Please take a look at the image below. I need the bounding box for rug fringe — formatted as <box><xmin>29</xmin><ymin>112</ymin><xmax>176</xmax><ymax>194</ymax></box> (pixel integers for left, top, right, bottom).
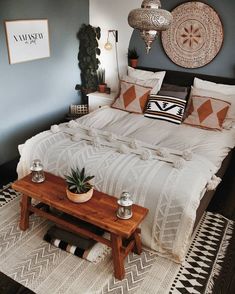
<box><xmin>205</xmin><ymin>220</ymin><xmax>234</xmax><ymax>294</ymax></box>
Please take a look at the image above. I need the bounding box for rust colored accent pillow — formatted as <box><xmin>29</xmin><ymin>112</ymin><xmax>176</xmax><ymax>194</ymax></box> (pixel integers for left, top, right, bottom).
<box><xmin>111</xmin><ymin>80</ymin><xmax>151</xmax><ymax>113</ymax></box>
<box><xmin>183</xmin><ymin>95</ymin><xmax>231</xmax><ymax>130</ymax></box>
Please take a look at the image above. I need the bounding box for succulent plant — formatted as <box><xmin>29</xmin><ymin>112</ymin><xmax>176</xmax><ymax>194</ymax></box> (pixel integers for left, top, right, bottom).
<box><xmin>97</xmin><ymin>68</ymin><xmax>105</xmax><ymax>85</ymax></box>
<box><xmin>128</xmin><ymin>48</ymin><xmax>139</xmax><ymax>59</ymax></box>
<box><xmin>65</xmin><ymin>167</ymin><xmax>94</xmax><ymax>194</ymax></box>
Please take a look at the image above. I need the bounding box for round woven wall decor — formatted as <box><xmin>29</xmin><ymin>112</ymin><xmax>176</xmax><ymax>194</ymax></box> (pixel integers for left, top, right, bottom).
<box><xmin>161</xmin><ymin>2</ymin><xmax>223</xmax><ymax>68</ymax></box>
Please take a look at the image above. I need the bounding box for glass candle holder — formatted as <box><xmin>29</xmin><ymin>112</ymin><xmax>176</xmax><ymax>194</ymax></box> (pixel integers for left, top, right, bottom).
<box><xmin>30</xmin><ymin>159</ymin><xmax>45</xmax><ymax>183</ymax></box>
<box><xmin>117</xmin><ymin>191</ymin><xmax>133</xmax><ymax>219</ymax></box>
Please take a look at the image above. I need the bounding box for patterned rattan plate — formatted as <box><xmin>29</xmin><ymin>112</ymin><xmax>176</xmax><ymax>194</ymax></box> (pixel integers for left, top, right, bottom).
<box><xmin>161</xmin><ymin>2</ymin><xmax>223</xmax><ymax>68</ymax></box>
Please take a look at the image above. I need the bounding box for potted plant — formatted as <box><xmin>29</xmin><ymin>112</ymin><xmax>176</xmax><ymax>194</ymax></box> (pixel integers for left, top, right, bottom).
<box><xmin>65</xmin><ymin>167</ymin><xmax>95</xmax><ymax>203</ymax></box>
<box><xmin>75</xmin><ymin>24</ymin><xmax>101</xmax><ymax>103</ymax></box>
<box><xmin>128</xmin><ymin>48</ymin><xmax>139</xmax><ymax>68</ymax></box>
<box><xmin>97</xmin><ymin>68</ymin><xmax>106</xmax><ymax>93</ymax></box>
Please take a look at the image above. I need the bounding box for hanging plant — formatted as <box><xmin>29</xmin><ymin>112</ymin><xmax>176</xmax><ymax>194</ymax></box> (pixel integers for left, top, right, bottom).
<box><xmin>75</xmin><ymin>24</ymin><xmax>101</xmax><ymax>103</ymax></box>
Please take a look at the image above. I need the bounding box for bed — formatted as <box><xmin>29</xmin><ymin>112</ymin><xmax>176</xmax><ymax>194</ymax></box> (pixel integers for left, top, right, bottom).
<box><xmin>17</xmin><ymin>67</ymin><xmax>235</xmax><ymax>263</ymax></box>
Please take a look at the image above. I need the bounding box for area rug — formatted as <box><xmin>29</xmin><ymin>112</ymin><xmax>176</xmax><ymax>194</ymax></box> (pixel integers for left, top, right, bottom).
<box><xmin>0</xmin><ymin>185</ymin><xmax>234</xmax><ymax>294</ymax></box>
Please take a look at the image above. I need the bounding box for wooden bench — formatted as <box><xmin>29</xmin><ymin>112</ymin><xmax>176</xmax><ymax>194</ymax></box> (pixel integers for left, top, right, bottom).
<box><xmin>12</xmin><ymin>172</ymin><xmax>148</xmax><ymax>280</ymax></box>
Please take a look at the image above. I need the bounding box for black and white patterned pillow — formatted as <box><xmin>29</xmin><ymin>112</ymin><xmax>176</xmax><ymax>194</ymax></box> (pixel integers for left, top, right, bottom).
<box><xmin>144</xmin><ymin>95</ymin><xmax>186</xmax><ymax>124</ymax></box>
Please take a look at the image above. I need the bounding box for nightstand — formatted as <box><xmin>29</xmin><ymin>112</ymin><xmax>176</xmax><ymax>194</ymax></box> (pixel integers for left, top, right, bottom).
<box><xmin>87</xmin><ymin>91</ymin><xmax>117</xmax><ymax>112</ymax></box>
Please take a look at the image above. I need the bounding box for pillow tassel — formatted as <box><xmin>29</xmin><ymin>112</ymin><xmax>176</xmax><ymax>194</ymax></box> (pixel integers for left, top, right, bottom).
<box><xmin>130</xmin><ymin>139</ymin><xmax>141</xmax><ymax>149</ymax></box>
<box><xmin>173</xmin><ymin>158</ymin><xmax>185</xmax><ymax>169</ymax></box>
<box><xmin>207</xmin><ymin>175</ymin><xmax>221</xmax><ymax>191</ymax></box>
<box><xmin>68</xmin><ymin>120</ymin><xmax>79</xmax><ymax>129</ymax></box>
<box><xmin>107</xmin><ymin>133</ymin><xmax>117</xmax><ymax>142</ymax></box>
<box><xmin>92</xmin><ymin>137</ymin><xmax>101</xmax><ymax>148</ymax></box>
<box><xmin>51</xmin><ymin>125</ymin><xmax>60</xmax><ymax>133</ymax></box>
<box><xmin>118</xmin><ymin>144</ymin><xmax>130</xmax><ymax>154</ymax></box>
<box><xmin>88</xmin><ymin>128</ymin><xmax>97</xmax><ymax>137</ymax></box>
<box><xmin>156</xmin><ymin>148</ymin><xmax>170</xmax><ymax>158</ymax></box>
<box><xmin>140</xmin><ymin>149</ymin><xmax>152</xmax><ymax>160</ymax></box>
<box><xmin>71</xmin><ymin>134</ymin><xmax>80</xmax><ymax>142</ymax></box>
<box><xmin>182</xmin><ymin>149</ymin><xmax>193</xmax><ymax>161</ymax></box>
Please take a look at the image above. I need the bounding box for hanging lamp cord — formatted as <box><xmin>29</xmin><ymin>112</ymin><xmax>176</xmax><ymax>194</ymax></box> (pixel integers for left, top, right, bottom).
<box><xmin>114</xmin><ymin>39</ymin><xmax>120</xmax><ymax>81</ymax></box>
<box><xmin>112</xmin><ymin>30</ymin><xmax>120</xmax><ymax>81</ymax></box>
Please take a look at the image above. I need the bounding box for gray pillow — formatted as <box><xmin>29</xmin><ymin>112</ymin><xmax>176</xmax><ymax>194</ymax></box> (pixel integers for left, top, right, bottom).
<box><xmin>161</xmin><ymin>83</ymin><xmax>189</xmax><ymax>93</ymax></box>
<box><xmin>158</xmin><ymin>90</ymin><xmax>188</xmax><ymax>100</ymax></box>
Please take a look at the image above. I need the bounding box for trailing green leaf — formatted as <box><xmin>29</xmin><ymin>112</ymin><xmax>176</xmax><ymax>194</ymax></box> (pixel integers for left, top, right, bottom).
<box><xmin>76</xmin><ymin>24</ymin><xmax>101</xmax><ymax>98</ymax></box>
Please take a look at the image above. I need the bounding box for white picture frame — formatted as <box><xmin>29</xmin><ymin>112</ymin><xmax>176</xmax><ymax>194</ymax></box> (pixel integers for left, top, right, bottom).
<box><xmin>4</xmin><ymin>19</ymin><xmax>50</xmax><ymax>64</ymax></box>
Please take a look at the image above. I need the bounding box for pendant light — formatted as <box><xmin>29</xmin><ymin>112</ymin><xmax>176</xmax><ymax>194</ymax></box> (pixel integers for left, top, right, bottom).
<box><xmin>128</xmin><ymin>0</ymin><xmax>172</xmax><ymax>53</ymax></box>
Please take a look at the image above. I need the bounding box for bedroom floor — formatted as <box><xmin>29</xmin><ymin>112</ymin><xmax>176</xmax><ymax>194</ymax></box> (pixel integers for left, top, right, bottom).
<box><xmin>0</xmin><ymin>157</ymin><xmax>235</xmax><ymax>294</ymax></box>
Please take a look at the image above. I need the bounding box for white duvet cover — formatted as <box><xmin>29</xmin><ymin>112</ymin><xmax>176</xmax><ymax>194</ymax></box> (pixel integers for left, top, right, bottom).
<box><xmin>17</xmin><ymin>107</ymin><xmax>235</xmax><ymax>262</ymax></box>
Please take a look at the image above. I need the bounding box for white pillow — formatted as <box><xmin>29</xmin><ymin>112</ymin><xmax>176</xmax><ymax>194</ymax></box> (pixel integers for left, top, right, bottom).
<box><xmin>190</xmin><ymin>86</ymin><xmax>235</xmax><ymax>123</ymax></box>
<box><xmin>127</xmin><ymin>66</ymin><xmax>166</xmax><ymax>93</ymax></box>
<box><xmin>194</xmin><ymin>77</ymin><xmax>235</xmax><ymax>95</ymax></box>
<box><xmin>122</xmin><ymin>75</ymin><xmax>160</xmax><ymax>94</ymax></box>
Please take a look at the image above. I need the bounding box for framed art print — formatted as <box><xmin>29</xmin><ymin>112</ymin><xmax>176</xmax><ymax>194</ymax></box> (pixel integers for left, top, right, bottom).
<box><xmin>5</xmin><ymin>19</ymin><xmax>50</xmax><ymax>64</ymax></box>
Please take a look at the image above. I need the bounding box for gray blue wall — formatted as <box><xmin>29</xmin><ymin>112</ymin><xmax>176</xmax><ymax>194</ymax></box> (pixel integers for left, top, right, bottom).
<box><xmin>0</xmin><ymin>0</ymin><xmax>89</xmax><ymax>165</ymax></box>
<box><xmin>130</xmin><ymin>0</ymin><xmax>235</xmax><ymax>78</ymax></box>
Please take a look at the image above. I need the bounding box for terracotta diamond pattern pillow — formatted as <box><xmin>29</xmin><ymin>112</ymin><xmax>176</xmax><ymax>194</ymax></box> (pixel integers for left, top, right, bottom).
<box><xmin>183</xmin><ymin>95</ymin><xmax>231</xmax><ymax>130</ymax></box>
<box><xmin>111</xmin><ymin>80</ymin><xmax>151</xmax><ymax>113</ymax></box>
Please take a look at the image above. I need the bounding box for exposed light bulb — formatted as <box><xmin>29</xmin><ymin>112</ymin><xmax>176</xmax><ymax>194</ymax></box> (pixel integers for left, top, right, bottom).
<box><xmin>104</xmin><ymin>41</ymin><xmax>113</xmax><ymax>51</ymax></box>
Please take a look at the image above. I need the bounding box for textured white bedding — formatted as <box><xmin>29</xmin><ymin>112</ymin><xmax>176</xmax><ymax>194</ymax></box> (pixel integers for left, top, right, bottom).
<box><xmin>17</xmin><ymin>106</ymin><xmax>235</xmax><ymax>262</ymax></box>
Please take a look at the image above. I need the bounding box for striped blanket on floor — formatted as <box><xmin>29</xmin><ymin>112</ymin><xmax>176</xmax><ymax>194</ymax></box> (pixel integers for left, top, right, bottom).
<box><xmin>43</xmin><ymin>225</ymin><xmax>110</xmax><ymax>263</ymax></box>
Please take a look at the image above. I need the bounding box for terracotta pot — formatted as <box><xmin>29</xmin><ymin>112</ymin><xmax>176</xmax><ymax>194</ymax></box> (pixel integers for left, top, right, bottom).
<box><xmin>130</xmin><ymin>59</ymin><xmax>138</xmax><ymax>68</ymax></box>
<box><xmin>66</xmin><ymin>187</ymin><xmax>93</xmax><ymax>203</ymax></box>
<box><xmin>98</xmin><ymin>84</ymin><xmax>106</xmax><ymax>93</ymax></box>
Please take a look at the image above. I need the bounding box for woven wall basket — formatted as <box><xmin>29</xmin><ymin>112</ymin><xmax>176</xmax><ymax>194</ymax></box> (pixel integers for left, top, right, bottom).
<box><xmin>161</xmin><ymin>1</ymin><xmax>224</xmax><ymax>68</ymax></box>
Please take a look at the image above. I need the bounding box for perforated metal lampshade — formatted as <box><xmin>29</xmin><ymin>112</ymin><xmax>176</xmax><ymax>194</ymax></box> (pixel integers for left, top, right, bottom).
<box><xmin>128</xmin><ymin>0</ymin><xmax>172</xmax><ymax>53</ymax></box>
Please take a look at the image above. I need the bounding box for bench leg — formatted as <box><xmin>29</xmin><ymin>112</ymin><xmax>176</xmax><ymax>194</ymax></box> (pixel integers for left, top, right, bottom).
<box><xmin>111</xmin><ymin>234</ymin><xmax>125</xmax><ymax>280</ymax></box>
<box><xmin>133</xmin><ymin>230</ymin><xmax>142</xmax><ymax>255</ymax></box>
<box><xmin>19</xmin><ymin>194</ymin><xmax>31</xmax><ymax>231</ymax></box>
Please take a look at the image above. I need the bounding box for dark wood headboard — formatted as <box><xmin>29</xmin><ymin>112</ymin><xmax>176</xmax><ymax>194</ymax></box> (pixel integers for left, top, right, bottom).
<box><xmin>136</xmin><ymin>66</ymin><xmax>235</xmax><ymax>87</ymax></box>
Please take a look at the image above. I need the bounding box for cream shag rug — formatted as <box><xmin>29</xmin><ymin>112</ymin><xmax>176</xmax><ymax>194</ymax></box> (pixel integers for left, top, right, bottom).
<box><xmin>0</xmin><ymin>185</ymin><xmax>234</xmax><ymax>294</ymax></box>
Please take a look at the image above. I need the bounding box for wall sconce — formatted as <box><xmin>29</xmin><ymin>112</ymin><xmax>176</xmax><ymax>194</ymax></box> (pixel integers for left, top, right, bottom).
<box><xmin>104</xmin><ymin>30</ymin><xmax>120</xmax><ymax>80</ymax></box>
<box><xmin>104</xmin><ymin>30</ymin><xmax>118</xmax><ymax>50</ymax></box>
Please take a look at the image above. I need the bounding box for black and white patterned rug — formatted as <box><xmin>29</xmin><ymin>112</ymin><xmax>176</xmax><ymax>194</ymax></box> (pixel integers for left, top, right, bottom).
<box><xmin>0</xmin><ymin>185</ymin><xmax>234</xmax><ymax>294</ymax></box>
<box><xmin>169</xmin><ymin>212</ymin><xmax>235</xmax><ymax>294</ymax></box>
<box><xmin>0</xmin><ymin>183</ymin><xmax>20</xmax><ymax>207</ymax></box>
